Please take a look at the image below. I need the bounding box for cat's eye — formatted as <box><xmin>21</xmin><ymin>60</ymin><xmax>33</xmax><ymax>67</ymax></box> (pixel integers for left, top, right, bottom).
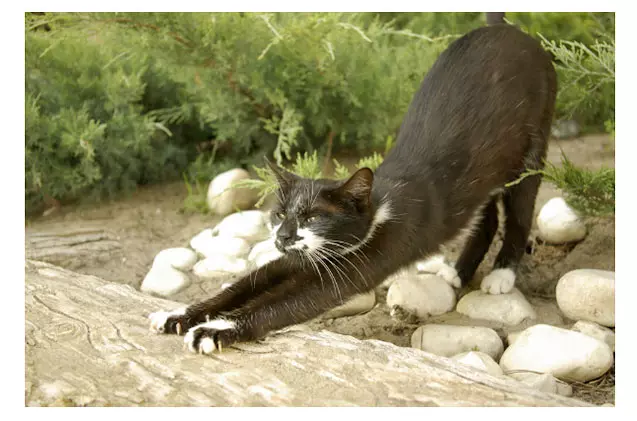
<box><xmin>275</xmin><ymin>211</ymin><xmax>286</xmax><ymax>220</ymax></box>
<box><xmin>305</xmin><ymin>215</ymin><xmax>319</xmax><ymax>223</ymax></box>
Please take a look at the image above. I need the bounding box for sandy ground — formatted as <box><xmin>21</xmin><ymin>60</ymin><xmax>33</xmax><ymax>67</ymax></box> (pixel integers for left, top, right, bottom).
<box><xmin>26</xmin><ymin>133</ymin><xmax>615</xmax><ymax>405</ymax></box>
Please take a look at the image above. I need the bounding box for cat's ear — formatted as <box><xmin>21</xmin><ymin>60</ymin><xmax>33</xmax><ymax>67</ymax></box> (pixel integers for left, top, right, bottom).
<box><xmin>265</xmin><ymin>157</ymin><xmax>298</xmax><ymax>190</ymax></box>
<box><xmin>337</xmin><ymin>167</ymin><xmax>374</xmax><ymax>207</ymax></box>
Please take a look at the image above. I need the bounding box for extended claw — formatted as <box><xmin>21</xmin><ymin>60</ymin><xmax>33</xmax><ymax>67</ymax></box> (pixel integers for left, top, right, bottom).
<box><xmin>176</xmin><ymin>322</ymin><xmax>182</xmax><ymax>336</ymax></box>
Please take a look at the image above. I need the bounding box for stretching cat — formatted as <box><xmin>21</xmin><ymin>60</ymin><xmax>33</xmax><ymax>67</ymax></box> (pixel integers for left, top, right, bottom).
<box><xmin>150</xmin><ymin>23</ymin><xmax>557</xmax><ymax>354</ymax></box>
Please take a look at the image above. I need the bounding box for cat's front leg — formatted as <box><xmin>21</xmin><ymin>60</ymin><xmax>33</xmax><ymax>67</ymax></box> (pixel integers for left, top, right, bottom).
<box><xmin>148</xmin><ymin>257</ymin><xmax>292</xmax><ymax>335</ymax></box>
<box><xmin>182</xmin><ymin>276</ymin><xmax>365</xmax><ymax>354</ymax></box>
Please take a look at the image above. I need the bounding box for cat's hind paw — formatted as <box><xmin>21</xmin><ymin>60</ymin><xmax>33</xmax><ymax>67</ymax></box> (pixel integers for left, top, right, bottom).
<box><xmin>480</xmin><ymin>268</ymin><xmax>516</xmax><ymax>295</ymax></box>
<box><xmin>148</xmin><ymin>307</ymin><xmax>187</xmax><ymax>335</ymax></box>
<box><xmin>416</xmin><ymin>255</ymin><xmax>461</xmax><ymax>288</ymax></box>
<box><xmin>184</xmin><ymin>319</ymin><xmax>237</xmax><ymax>354</ymax></box>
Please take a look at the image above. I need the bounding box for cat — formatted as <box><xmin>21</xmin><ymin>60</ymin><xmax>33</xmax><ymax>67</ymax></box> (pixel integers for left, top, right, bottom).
<box><xmin>149</xmin><ymin>22</ymin><xmax>557</xmax><ymax>355</ymax></box>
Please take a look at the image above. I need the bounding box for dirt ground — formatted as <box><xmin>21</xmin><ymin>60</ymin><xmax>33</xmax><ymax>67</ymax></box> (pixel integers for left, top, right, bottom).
<box><xmin>25</xmin><ymin>133</ymin><xmax>615</xmax><ymax>405</ymax></box>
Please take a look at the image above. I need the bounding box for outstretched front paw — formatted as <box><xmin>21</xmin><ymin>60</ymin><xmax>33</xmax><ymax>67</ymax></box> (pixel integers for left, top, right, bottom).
<box><xmin>184</xmin><ymin>319</ymin><xmax>237</xmax><ymax>354</ymax></box>
<box><xmin>148</xmin><ymin>308</ymin><xmax>189</xmax><ymax>335</ymax></box>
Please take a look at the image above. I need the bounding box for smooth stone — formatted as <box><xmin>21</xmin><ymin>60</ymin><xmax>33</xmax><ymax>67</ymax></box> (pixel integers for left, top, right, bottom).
<box><xmin>507</xmin><ymin>331</ymin><xmax>522</xmax><ymax>346</ymax></box>
<box><xmin>572</xmin><ymin>321</ymin><xmax>615</xmax><ymax>351</ymax></box>
<box><xmin>411</xmin><ymin>324</ymin><xmax>504</xmax><ymax>360</ymax></box>
<box><xmin>323</xmin><ymin>290</ymin><xmax>376</xmax><ymax>319</ymax></box>
<box><xmin>456</xmin><ymin>288</ymin><xmax>537</xmax><ymax>325</ymax></box>
<box><xmin>190</xmin><ymin>228</ymin><xmax>214</xmax><ymax>251</ymax></box>
<box><xmin>451</xmin><ymin>351</ymin><xmax>503</xmax><ymax>376</ymax></box>
<box><xmin>140</xmin><ymin>266</ymin><xmax>191</xmax><ymax>297</ymax></box>
<box><xmin>212</xmin><ymin>210</ymin><xmax>270</xmax><ymax>243</ymax></box>
<box><xmin>207</xmin><ymin>168</ymin><xmax>258</xmax><ymax>216</ymax></box>
<box><xmin>386</xmin><ymin>273</ymin><xmax>456</xmax><ymax>319</ymax></box>
<box><xmin>536</xmin><ymin>197</ymin><xmax>587</xmax><ymax>244</ymax></box>
<box><xmin>152</xmin><ymin>247</ymin><xmax>198</xmax><ymax>271</ymax></box>
<box><xmin>499</xmin><ymin>324</ymin><xmax>614</xmax><ymax>382</ymax></box>
<box><xmin>556</xmin><ymin>269</ymin><xmax>615</xmax><ymax>327</ymax></box>
<box><xmin>191</xmin><ymin>233</ymin><xmax>250</xmax><ymax>259</ymax></box>
<box><xmin>248</xmin><ymin>239</ymin><xmax>283</xmax><ymax>267</ymax></box>
<box><xmin>192</xmin><ymin>256</ymin><xmax>249</xmax><ymax>279</ymax></box>
<box><xmin>509</xmin><ymin>372</ymin><xmax>573</xmax><ymax>397</ymax></box>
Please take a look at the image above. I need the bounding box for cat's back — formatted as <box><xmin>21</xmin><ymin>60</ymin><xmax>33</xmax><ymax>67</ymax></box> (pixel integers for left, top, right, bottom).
<box><xmin>379</xmin><ymin>24</ymin><xmax>556</xmax><ymax>185</ymax></box>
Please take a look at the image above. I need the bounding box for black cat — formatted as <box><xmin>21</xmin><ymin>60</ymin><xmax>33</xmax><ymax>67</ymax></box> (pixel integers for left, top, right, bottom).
<box><xmin>150</xmin><ymin>23</ymin><xmax>557</xmax><ymax>354</ymax></box>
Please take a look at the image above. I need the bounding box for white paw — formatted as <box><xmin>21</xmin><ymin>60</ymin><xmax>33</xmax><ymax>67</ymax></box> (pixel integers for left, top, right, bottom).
<box><xmin>148</xmin><ymin>307</ymin><xmax>186</xmax><ymax>333</ymax></box>
<box><xmin>416</xmin><ymin>255</ymin><xmax>461</xmax><ymax>288</ymax></box>
<box><xmin>184</xmin><ymin>319</ymin><xmax>236</xmax><ymax>354</ymax></box>
<box><xmin>436</xmin><ymin>265</ymin><xmax>462</xmax><ymax>288</ymax></box>
<box><xmin>416</xmin><ymin>254</ymin><xmax>446</xmax><ymax>273</ymax></box>
<box><xmin>481</xmin><ymin>268</ymin><xmax>516</xmax><ymax>295</ymax></box>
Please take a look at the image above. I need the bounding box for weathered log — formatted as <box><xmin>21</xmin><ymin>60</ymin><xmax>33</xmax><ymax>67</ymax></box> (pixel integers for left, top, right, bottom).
<box><xmin>25</xmin><ymin>227</ymin><xmax>122</xmax><ymax>270</ymax></box>
<box><xmin>25</xmin><ymin>260</ymin><xmax>590</xmax><ymax>407</ymax></box>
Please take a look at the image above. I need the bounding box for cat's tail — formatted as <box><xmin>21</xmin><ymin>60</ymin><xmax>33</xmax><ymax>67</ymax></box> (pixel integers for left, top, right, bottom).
<box><xmin>485</xmin><ymin>12</ymin><xmax>505</xmax><ymax>25</ymax></box>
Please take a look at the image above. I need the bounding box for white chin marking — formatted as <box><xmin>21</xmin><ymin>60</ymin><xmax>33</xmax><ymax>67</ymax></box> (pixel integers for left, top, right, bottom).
<box><xmin>290</xmin><ymin>227</ymin><xmax>325</xmax><ymax>252</ymax></box>
<box><xmin>148</xmin><ymin>307</ymin><xmax>186</xmax><ymax>333</ymax></box>
<box><xmin>480</xmin><ymin>268</ymin><xmax>516</xmax><ymax>294</ymax></box>
<box><xmin>416</xmin><ymin>255</ymin><xmax>461</xmax><ymax>288</ymax></box>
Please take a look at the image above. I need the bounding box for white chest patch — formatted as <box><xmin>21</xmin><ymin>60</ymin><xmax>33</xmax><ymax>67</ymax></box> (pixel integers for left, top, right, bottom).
<box><xmin>341</xmin><ymin>201</ymin><xmax>392</xmax><ymax>255</ymax></box>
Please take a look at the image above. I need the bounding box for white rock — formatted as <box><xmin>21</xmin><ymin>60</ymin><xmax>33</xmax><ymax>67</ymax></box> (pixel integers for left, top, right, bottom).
<box><xmin>152</xmin><ymin>247</ymin><xmax>198</xmax><ymax>271</ymax></box>
<box><xmin>213</xmin><ymin>210</ymin><xmax>270</xmax><ymax>243</ymax></box>
<box><xmin>572</xmin><ymin>321</ymin><xmax>615</xmax><ymax>351</ymax></box>
<box><xmin>456</xmin><ymin>288</ymin><xmax>537</xmax><ymax>325</ymax></box>
<box><xmin>507</xmin><ymin>331</ymin><xmax>522</xmax><ymax>346</ymax></box>
<box><xmin>190</xmin><ymin>228</ymin><xmax>214</xmax><ymax>250</ymax></box>
<box><xmin>141</xmin><ymin>266</ymin><xmax>191</xmax><ymax>297</ymax></box>
<box><xmin>509</xmin><ymin>372</ymin><xmax>573</xmax><ymax>397</ymax></box>
<box><xmin>451</xmin><ymin>351</ymin><xmax>503</xmax><ymax>376</ymax></box>
<box><xmin>248</xmin><ymin>239</ymin><xmax>283</xmax><ymax>267</ymax></box>
<box><xmin>323</xmin><ymin>291</ymin><xmax>376</xmax><ymax>319</ymax></box>
<box><xmin>192</xmin><ymin>256</ymin><xmax>249</xmax><ymax>279</ymax></box>
<box><xmin>207</xmin><ymin>168</ymin><xmax>258</xmax><ymax>216</ymax></box>
<box><xmin>556</xmin><ymin>269</ymin><xmax>615</xmax><ymax>327</ymax></box>
<box><xmin>536</xmin><ymin>197</ymin><xmax>587</xmax><ymax>244</ymax></box>
<box><xmin>191</xmin><ymin>233</ymin><xmax>250</xmax><ymax>259</ymax></box>
<box><xmin>411</xmin><ymin>324</ymin><xmax>504</xmax><ymax>360</ymax></box>
<box><xmin>499</xmin><ymin>324</ymin><xmax>614</xmax><ymax>382</ymax></box>
<box><xmin>386</xmin><ymin>273</ymin><xmax>456</xmax><ymax>319</ymax></box>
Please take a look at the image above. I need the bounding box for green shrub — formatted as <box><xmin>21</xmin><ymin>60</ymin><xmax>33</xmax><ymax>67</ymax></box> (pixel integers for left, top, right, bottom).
<box><xmin>25</xmin><ymin>12</ymin><xmax>614</xmax><ymax>215</ymax></box>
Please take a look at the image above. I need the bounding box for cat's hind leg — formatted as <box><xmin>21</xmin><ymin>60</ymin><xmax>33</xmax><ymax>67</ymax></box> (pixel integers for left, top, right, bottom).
<box><xmin>454</xmin><ymin>198</ymin><xmax>499</xmax><ymax>287</ymax></box>
<box><xmin>481</xmin><ymin>172</ymin><xmax>542</xmax><ymax>294</ymax></box>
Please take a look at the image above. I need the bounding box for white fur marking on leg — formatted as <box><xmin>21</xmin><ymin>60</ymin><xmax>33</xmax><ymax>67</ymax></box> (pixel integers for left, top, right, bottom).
<box><xmin>481</xmin><ymin>268</ymin><xmax>516</xmax><ymax>295</ymax></box>
<box><xmin>183</xmin><ymin>319</ymin><xmax>236</xmax><ymax>353</ymax></box>
<box><xmin>416</xmin><ymin>254</ymin><xmax>446</xmax><ymax>273</ymax></box>
<box><xmin>435</xmin><ymin>264</ymin><xmax>462</xmax><ymax>288</ymax></box>
<box><xmin>148</xmin><ymin>307</ymin><xmax>186</xmax><ymax>333</ymax></box>
<box><xmin>417</xmin><ymin>255</ymin><xmax>461</xmax><ymax>288</ymax></box>
<box><xmin>199</xmin><ymin>337</ymin><xmax>216</xmax><ymax>354</ymax></box>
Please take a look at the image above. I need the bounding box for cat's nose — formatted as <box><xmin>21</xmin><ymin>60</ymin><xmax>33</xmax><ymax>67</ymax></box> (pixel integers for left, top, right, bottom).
<box><xmin>275</xmin><ymin>233</ymin><xmax>295</xmax><ymax>251</ymax></box>
<box><xmin>275</xmin><ymin>228</ymin><xmax>299</xmax><ymax>251</ymax></box>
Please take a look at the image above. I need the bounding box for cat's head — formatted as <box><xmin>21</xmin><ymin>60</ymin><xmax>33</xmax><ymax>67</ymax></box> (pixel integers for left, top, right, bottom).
<box><xmin>267</xmin><ymin>161</ymin><xmax>375</xmax><ymax>257</ymax></box>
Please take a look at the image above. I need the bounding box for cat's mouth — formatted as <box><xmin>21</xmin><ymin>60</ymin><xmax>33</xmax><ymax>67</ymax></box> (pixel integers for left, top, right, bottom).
<box><xmin>275</xmin><ymin>237</ymin><xmax>307</xmax><ymax>253</ymax></box>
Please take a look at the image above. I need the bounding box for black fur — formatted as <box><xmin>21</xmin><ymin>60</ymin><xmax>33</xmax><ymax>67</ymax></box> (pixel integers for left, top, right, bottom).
<box><xmin>153</xmin><ymin>23</ymin><xmax>557</xmax><ymax>352</ymax></box>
